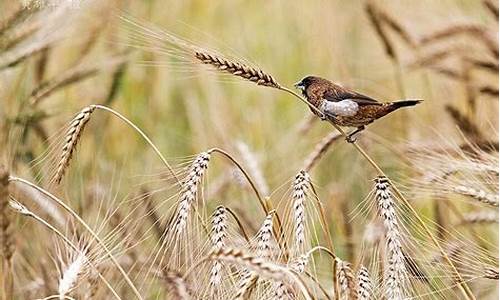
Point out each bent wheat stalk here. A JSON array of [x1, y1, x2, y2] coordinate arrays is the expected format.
[[53, 104, 179, 185]]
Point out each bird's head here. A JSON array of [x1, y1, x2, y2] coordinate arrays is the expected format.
[[294, 76, 324, 92]]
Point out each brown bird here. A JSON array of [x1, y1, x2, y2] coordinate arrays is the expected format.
[[294, 76, 422, 142]]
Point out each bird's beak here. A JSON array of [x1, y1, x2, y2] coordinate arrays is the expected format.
[[294, 81, 304, 90]]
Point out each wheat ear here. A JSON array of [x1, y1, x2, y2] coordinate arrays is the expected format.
[[162, 270, 192, 300], [336, 258, 357, 300], [209, 206, 228, 289], [53, 105, 96, 184], [375, 176, 406, 300], [356, 266, 372, 300], [173, 152, 211, 235], [452, 185, 498, 207], [58, 251, 88, 300], [292, 171, 309, 252], [194, 51, 280, 88]]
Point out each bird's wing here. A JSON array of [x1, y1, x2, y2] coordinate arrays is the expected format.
[[321, 99, 359, 117], [324, 85, 381, 105]]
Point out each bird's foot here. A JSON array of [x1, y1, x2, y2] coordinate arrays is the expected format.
[[345, 134, 357, 143]]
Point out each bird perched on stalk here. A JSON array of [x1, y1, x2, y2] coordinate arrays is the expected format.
[[294, 76, 422, 142]]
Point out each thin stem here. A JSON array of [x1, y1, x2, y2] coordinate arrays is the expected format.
[[8, 177, 144, 300], [93, 105, 180, 184], [309, 183, 339, 300], [225, 207, 251, 242], [281, 86, 476, 300], [9, 198, 122, 300]]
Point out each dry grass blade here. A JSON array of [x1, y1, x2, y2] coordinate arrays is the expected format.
[[0, 20, 40, 51], [194, 51, 280, 88], [375, 4, 416, 48], [478, 85, 499, 98], [419, 24, 498, 58], [482, 0, 499, 20], [53, 105, 96, 184], [365, 2, 397, 60], [0, 4, 37, 36], [445, 105, 483, 141]]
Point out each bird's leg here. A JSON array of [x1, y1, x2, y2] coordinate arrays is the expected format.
[[345, 126, 365, 143]]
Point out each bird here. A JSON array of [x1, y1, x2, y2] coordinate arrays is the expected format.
[[294, 75, 422, 142]]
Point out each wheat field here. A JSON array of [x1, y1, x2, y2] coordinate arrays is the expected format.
[[0, 0, 498, 299]]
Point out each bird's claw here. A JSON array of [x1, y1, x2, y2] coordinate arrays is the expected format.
[[345, 134, 357, 143], [319, 114, 327, 121]]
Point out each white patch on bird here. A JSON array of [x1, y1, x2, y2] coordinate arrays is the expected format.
[[320, 99, 359, 117]]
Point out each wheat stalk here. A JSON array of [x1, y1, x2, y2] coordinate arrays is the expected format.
[[375, 176, 407, 300], [356, 266, 372, 300], [0, 166, 13, 300], [235, 141, 269, 196], [53, 105, 96, 184]]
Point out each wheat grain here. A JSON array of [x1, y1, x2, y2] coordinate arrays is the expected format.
[[357, 266, 372, 300], [53, 105, 96, 184]]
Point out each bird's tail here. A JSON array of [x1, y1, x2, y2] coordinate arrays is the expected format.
[[390, 99, 423, 109]]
